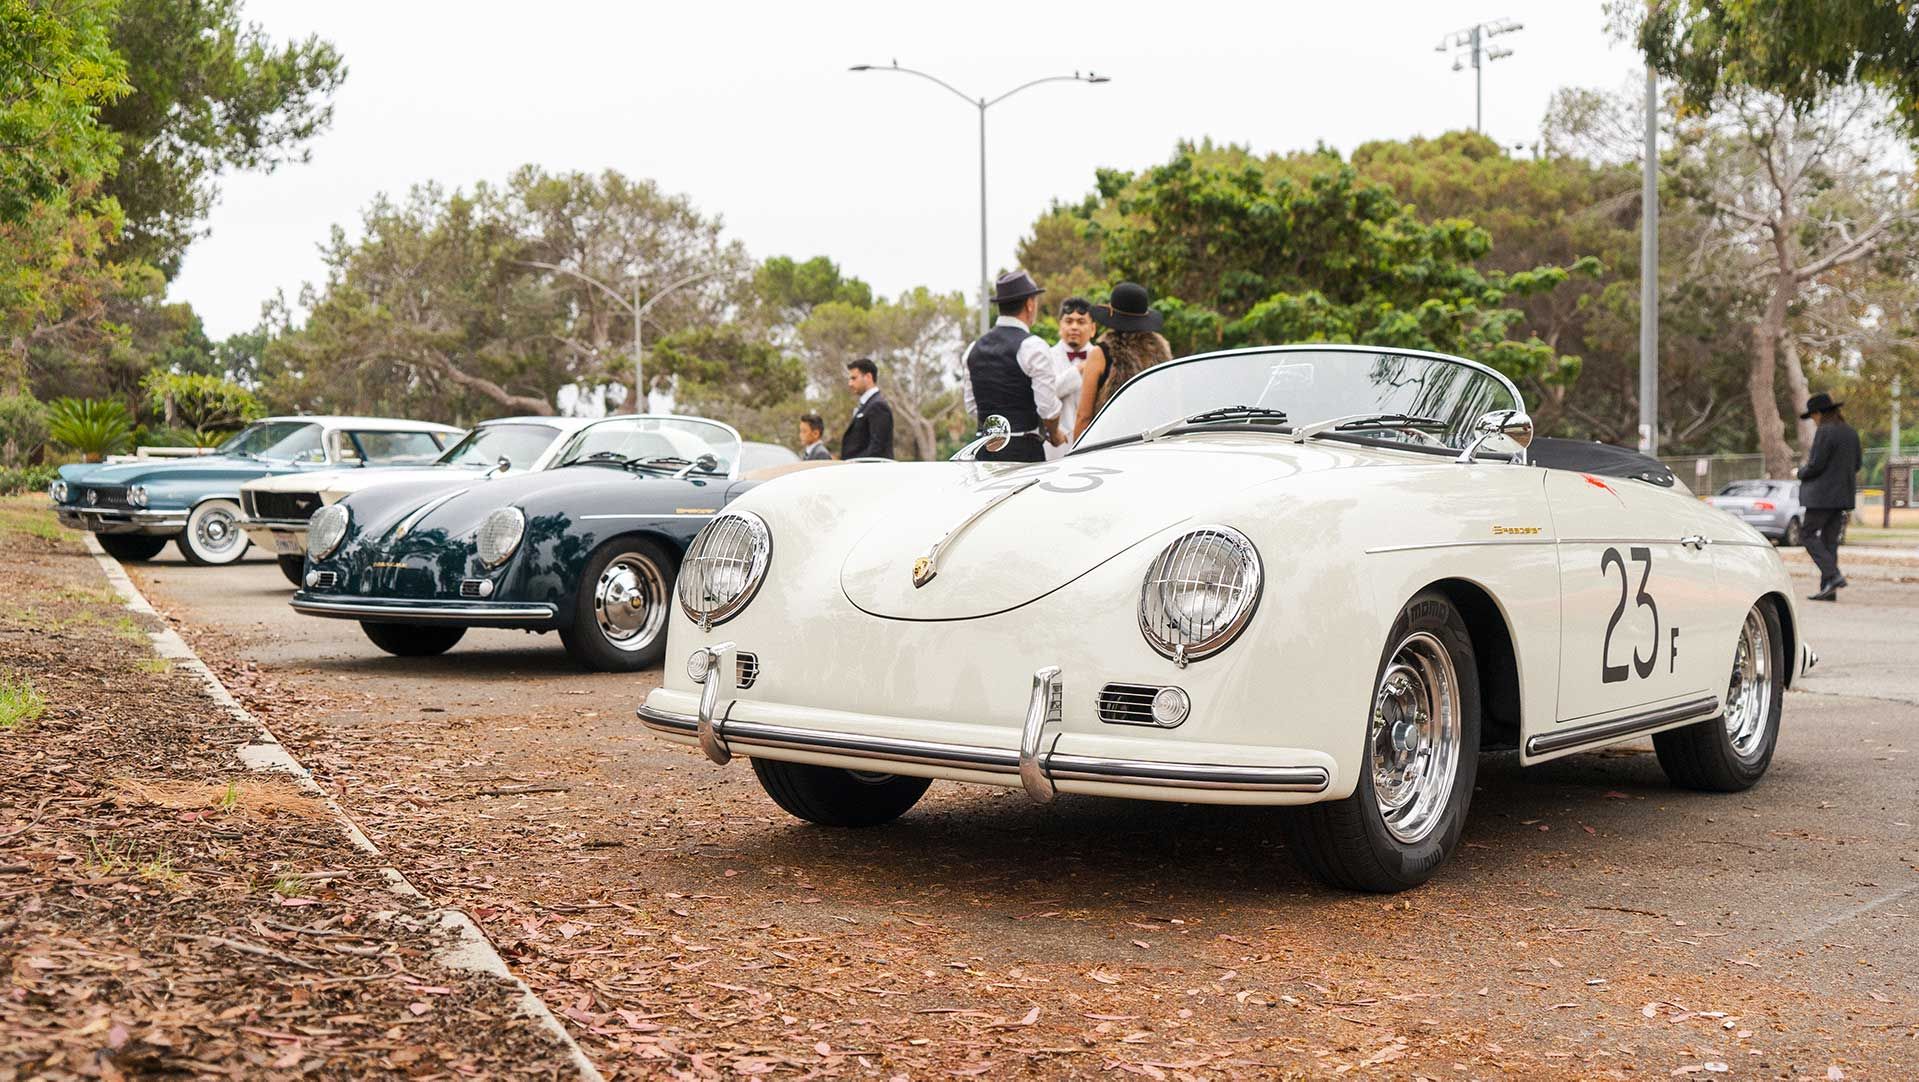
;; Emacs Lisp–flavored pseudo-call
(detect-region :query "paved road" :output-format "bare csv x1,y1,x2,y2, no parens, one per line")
125,544,1919,1078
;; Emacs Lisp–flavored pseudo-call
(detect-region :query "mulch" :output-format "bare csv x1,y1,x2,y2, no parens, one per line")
0,503,576,1080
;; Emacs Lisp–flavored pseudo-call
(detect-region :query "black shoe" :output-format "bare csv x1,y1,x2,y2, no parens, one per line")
1832,575,1848,590
1808,585,1838,601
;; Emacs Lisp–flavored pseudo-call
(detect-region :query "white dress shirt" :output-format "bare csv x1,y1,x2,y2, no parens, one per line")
1042,341,1086,460
960,315,1063,430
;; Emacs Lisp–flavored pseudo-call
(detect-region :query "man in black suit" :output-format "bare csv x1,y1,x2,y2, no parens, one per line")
1797,392,1862,601
839,358,894,459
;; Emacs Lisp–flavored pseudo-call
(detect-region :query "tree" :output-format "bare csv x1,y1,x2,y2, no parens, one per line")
100,0,346,273
140,370,262,444
649,326,806,444
797,289,970,460
0,0,128,223
1669,87,1919,476
1637,0,1919,141
754,255,872,323
1094,146,1591,388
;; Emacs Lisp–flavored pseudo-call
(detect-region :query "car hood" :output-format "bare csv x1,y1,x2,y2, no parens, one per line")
59,454,257,485
342,465,735,551
838,435,1368,620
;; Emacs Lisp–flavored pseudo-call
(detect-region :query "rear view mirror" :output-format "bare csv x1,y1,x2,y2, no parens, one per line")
953,415,1012,461
1457,410,1534,465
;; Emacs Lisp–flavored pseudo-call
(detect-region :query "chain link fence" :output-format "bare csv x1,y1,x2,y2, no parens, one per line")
1659,447,1906,499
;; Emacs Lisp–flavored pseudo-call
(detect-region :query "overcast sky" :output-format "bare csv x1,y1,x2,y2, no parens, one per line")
172,0,1646,338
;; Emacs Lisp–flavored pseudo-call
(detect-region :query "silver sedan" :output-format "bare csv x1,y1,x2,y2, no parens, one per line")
1704,479,1848,547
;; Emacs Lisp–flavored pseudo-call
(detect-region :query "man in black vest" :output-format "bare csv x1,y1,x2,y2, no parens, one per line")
1798,392,1862,601
839,358,894,459
960,270,1064,462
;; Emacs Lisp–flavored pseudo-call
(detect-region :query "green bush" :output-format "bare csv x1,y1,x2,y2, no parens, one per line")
0,395,50,467
0,464,58,496
48,398,133,461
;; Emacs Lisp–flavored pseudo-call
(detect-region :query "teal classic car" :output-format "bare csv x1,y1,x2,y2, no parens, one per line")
51,416,463,565
290,414,806,671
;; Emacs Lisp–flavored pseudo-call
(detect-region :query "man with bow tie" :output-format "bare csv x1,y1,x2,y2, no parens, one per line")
1045,297,1095,460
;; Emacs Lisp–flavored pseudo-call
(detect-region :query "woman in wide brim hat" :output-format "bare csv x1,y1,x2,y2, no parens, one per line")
1075,282,1172,442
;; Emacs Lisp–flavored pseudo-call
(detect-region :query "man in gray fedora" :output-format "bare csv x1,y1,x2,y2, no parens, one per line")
1797,391,1861,601
960,269,1064,463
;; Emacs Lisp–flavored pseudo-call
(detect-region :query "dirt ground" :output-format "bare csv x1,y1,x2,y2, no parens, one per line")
68,532,1919,1079
0,500,573,1079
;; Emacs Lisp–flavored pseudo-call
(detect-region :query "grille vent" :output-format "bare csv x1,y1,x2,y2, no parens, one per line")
736,651,760,689
80,485,132,509
252,491,322,521
1098,682,1175,727
309,571,339,590
459,578,486,598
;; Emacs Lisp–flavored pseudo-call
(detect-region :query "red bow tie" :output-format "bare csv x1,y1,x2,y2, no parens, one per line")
1067,349,1087,361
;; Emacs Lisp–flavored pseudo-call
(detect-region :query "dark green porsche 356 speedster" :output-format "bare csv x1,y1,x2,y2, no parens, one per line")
290,414,799,672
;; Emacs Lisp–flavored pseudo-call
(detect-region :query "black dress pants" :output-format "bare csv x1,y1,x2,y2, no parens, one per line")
1802,507,1846,586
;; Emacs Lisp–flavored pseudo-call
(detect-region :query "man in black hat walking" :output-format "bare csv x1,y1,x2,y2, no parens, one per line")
960,270,1064,462
1797,392,1861,601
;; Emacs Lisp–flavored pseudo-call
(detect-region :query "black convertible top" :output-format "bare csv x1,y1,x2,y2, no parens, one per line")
1528,437,1676,488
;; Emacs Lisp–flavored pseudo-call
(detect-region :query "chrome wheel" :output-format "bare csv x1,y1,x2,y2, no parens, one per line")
593,554,668,653
1369,630,1462,845
183,500,249,564
1723,606,1774,761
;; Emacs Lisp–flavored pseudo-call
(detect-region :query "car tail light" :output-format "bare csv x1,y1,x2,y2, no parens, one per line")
1752,501,1775,510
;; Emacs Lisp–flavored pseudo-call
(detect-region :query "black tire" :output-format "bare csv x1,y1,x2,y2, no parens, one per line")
359,622,466,657
277,555,306,586
1281,590,1482,893
750,758,932,828
1653,601,1784,792
558,537,675,673
1782,517,1801,547
97,534,169,562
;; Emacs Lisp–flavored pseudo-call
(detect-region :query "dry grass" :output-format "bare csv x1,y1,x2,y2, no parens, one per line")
107,776,335,821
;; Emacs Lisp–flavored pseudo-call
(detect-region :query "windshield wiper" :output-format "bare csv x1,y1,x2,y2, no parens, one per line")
1289,413,1449,444
1141,405,1291,443
559,451,635,469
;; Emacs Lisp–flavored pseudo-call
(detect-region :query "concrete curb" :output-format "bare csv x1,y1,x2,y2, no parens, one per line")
83,537,605,1082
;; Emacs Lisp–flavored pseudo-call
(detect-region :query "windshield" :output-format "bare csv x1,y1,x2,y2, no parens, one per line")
555,416,741,474
217,421,325,462
437,423,560,470
347,430,449,465
1077,348,1522,453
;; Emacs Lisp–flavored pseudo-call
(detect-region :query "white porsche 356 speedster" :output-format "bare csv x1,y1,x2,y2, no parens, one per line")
640,346,1814,892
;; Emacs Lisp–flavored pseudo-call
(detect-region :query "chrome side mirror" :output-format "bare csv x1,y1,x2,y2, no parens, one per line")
674,452,721,479
1456,409,1534,465
484,455,511,478
952,415,1012,461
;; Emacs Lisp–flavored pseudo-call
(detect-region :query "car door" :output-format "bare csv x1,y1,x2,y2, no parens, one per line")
1543,469,1723,738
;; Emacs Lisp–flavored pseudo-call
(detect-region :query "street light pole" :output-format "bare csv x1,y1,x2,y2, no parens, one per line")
1639,64,1660,454
519,260,725,413
850,62,1110,334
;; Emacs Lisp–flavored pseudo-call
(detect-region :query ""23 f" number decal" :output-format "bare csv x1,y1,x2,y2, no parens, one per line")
1600,546,1680,683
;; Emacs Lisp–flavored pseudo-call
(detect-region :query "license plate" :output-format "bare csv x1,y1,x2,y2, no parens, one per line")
272,532,305,555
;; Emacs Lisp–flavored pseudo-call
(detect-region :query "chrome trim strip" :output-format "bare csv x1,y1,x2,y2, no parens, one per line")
635,704,1331,794
241,517,308,530
914,478,1043,589
581,513,717,520
290,598,556,621
1365,538,1556,554
1525,695,1721,756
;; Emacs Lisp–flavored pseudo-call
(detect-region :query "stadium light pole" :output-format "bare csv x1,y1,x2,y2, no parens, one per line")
1435,18,1522,133
850,61,1110,334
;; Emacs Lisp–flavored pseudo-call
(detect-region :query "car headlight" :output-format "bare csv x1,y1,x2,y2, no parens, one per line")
127,485,148,509
1138,525,1262,665
677,511,771,628
476,507,526,567
49,480,67,503
308,504,350,559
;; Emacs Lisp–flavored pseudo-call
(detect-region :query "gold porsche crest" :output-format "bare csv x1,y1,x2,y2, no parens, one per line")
911,556,936,588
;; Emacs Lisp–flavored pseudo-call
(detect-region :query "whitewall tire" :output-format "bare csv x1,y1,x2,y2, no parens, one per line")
177,499,251,566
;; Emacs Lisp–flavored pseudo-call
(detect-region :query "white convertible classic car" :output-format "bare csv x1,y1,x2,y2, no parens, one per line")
640,346,1813,892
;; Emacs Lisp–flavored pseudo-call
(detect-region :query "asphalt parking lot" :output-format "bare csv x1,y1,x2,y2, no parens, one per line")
126,545,1918,1078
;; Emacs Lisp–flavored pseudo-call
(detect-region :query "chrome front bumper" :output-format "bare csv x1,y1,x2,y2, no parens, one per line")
54,507,188,534
290,594,556,623
640,661,1333,805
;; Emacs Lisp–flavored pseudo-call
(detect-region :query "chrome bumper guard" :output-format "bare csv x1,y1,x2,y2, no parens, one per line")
646,663,1330,800
54,507,188,532
1801,640,1818,678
